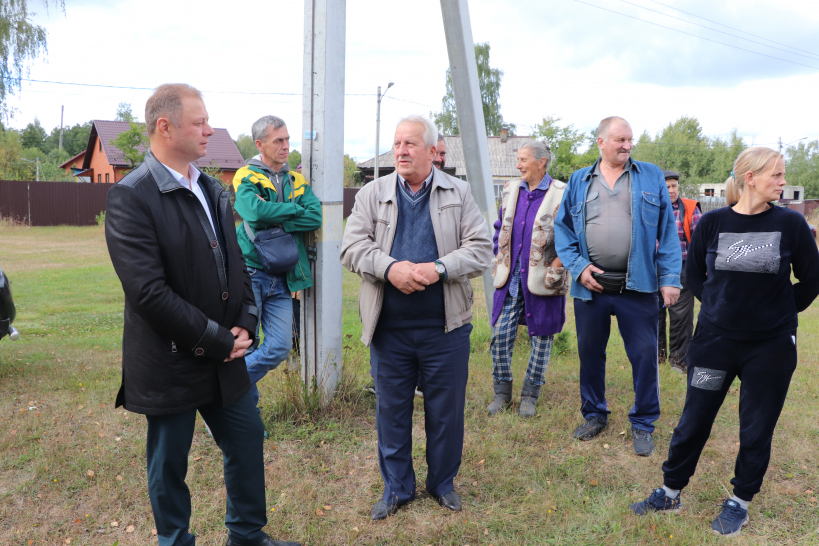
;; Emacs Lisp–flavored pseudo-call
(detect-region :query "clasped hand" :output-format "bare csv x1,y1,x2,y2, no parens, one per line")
224,326,252,362
387,261,439,295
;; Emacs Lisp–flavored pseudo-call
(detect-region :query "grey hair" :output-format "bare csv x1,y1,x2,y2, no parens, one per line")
597,116,630,141
396,115,438,148
519,140,553,172
437,132,445,142
252,115,287,142
145,83,203,137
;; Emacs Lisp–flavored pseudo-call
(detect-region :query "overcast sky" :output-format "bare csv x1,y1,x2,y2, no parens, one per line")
7,0,819,162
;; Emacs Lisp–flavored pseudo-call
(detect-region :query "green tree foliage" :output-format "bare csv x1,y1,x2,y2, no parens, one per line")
632,116,746,198
19,116,46,149
288,149,301,172
786,140,819,198
234,133,257,160
0,1,64,118
433,42,514,137
42,121,91,157
112,121,148,169
115,102,136,123
343,154,361,187
532,115,598,182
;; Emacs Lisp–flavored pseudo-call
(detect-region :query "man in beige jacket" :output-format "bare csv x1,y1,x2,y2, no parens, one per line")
341,115,492,520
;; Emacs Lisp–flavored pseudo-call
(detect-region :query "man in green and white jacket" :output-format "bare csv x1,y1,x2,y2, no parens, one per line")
233,115,322,411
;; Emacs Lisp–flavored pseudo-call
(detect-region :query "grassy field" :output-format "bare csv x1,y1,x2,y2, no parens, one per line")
1,225,819,545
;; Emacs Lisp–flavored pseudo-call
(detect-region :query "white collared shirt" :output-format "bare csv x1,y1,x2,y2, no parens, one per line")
162,163,216,234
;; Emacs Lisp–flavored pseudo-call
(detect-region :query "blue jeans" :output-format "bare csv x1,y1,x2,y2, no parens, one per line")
574,290,660,432
245,267,293,409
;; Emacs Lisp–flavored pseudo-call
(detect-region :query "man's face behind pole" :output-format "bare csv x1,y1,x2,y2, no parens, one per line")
169,96,214,163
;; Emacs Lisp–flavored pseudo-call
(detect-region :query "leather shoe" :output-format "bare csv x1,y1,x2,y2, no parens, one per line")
225,534,301,546
433,490,462,511
370,499,401,520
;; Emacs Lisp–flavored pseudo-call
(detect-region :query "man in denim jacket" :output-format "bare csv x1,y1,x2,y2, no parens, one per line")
555,116,682,457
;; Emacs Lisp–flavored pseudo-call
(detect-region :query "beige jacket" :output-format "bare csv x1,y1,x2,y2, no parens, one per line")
340,170,493,346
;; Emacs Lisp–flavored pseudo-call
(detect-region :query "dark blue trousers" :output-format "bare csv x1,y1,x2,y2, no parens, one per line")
574,291,660,432
370,324,472,505
146,391,267,546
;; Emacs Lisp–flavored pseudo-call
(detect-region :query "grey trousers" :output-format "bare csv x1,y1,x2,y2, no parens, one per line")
658,271,695,368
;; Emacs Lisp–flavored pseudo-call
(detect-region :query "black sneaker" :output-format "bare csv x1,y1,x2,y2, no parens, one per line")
669,358,687,375
632,426,654,456
630,488,682,515
711,499,749,537
573,416,608,441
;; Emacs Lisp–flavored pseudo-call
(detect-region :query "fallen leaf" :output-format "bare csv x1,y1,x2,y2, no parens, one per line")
472,481,478,486
484,529,489,535
735,442,740,446
619,430,625,435
86,470,95,478
590,480,598,486
485,509,492,515
10,430,16,436
323,505,332,510
111,521,119,527
98,433,104,438
478,459,485,465
73,519,81,524
316,508,325,516
115,437,121,442
550,455,556,459
193,457,201,461
126,525,135,533
603,444,610,449
152,529,158,536
65,539,71,544
352,527,359,532
365,455,372,459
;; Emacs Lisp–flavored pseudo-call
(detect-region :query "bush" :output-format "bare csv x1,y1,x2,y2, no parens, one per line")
552,330,574,356
95,211,106,226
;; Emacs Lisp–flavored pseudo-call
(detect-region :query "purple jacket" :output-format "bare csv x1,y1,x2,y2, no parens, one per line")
492,182,566,337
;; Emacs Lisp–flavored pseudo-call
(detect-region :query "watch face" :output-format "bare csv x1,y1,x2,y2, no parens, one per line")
436,263,445,274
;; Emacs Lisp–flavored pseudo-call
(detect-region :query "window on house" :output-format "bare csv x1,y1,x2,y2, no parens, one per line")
794,191,800,200
99,139,102,152
720,190,725,197
98,174,101,183
704,189,714,197
105,173,110,183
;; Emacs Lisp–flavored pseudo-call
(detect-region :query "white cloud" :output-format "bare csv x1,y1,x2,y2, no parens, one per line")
6,0,818,164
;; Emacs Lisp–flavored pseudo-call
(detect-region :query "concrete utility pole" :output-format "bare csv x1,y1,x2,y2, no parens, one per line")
301,0,345,400
374,82,394,180
59,105,64,151
439,0,497,317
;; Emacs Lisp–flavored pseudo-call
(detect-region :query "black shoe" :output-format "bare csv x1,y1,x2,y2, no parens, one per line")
370,499,400,520
632,426,655,456
670,359,687,375
433,490,462,511
226,534,301,546
711,499,749,537
630,487,683,515
573,416,608,441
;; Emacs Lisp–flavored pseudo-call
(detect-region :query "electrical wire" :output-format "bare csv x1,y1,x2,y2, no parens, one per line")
572,0,819,70
644,0,819,58
611,0,819,62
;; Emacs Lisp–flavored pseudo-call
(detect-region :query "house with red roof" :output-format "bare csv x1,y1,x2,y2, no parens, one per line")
62,120,244,184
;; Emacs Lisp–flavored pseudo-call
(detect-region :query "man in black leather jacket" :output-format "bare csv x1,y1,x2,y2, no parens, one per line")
105,83,300,546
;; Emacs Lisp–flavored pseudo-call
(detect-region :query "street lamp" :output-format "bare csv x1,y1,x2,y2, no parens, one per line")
374,82,394,181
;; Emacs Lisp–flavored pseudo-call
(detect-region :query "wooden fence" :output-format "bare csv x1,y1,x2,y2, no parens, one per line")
0,180,112,227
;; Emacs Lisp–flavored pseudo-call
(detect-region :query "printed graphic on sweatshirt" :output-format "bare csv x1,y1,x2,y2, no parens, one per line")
690,367,728,391
715,232,781,274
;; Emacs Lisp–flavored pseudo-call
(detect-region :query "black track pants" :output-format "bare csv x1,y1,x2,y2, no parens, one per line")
662,326,797,501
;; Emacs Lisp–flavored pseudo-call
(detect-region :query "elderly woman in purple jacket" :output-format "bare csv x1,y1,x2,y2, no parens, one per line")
489,140,569,417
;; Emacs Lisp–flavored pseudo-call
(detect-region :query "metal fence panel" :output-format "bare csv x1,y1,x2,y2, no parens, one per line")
0,180,112,226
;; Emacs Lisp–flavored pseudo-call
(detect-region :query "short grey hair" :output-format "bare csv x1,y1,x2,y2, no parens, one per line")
252,115,286,142
597,116,630,141
437,132,445,142
396,115,438,148
519,140,553,172
145,83,203,137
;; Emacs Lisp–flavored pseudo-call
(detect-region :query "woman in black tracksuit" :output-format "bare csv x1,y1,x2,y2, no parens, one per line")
630,146,819,537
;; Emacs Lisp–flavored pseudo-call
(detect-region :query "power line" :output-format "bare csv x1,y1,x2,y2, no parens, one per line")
612,0,819,62
645,0,819,58
572,0,819,70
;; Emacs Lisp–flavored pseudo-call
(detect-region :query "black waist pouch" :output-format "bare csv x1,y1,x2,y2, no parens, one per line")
592,271,627,294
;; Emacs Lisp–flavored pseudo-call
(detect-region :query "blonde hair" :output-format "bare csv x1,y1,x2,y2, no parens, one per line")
145,83,203,137
726,147,783,205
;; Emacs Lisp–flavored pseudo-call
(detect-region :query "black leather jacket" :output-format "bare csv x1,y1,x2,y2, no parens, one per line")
105,151,257,415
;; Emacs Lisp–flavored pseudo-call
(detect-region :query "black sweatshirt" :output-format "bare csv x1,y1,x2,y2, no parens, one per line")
686,204,819,340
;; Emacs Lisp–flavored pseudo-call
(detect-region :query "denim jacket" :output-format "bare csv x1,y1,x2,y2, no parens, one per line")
555,158,682,301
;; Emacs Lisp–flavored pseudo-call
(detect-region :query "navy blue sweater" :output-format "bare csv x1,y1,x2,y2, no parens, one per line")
686,204,819,340
378,181,445,330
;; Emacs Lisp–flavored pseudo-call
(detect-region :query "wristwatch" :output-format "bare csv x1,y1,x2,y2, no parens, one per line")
434,260,446,282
